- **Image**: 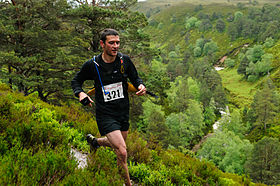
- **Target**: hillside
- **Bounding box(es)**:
[133,0,280,184]
[137,0,280,107]
[0,83,262,185]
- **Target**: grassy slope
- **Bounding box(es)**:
[219,39,280,108]
[218,68,257,108]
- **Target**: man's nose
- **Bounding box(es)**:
[113,42,119,47]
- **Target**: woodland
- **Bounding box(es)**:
[0,0,280,185]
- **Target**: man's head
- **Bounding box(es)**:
[100,28,119,43]
[100,28,120,57]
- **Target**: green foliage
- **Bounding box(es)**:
[234,11,243,21]
[219,110,249,139]
[263,37,275,48]
[225,58,235,68]
[197,130,253,175]
[0,145,77,185]
[203,98,216,127]
[165,76,190,113]
[246,80,280,140]
[0,78,257,185]
[129,149,224,185]
[0,0,151,103]
[0,0,82,102]
[194,46,202,57]
[126,131,152,164]
[238,44,274,81]
[165,100,205,149]
[199,19,212,32]
[245,137,280,185]
[185,17,200,30]
[246,45,264,63]
[203,40,219,56]
[215,18,226,33]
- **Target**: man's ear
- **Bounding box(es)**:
[100,40,104,48]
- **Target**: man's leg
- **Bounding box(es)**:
[105,130,131,186]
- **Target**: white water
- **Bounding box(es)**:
[215,67,224,71]
[213,106,229,131]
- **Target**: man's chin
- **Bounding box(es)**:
[111,51,118,56]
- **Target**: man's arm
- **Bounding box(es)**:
[125,56,146,96]
[71,61,94,105]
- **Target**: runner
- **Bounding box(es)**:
[71,28,146,186]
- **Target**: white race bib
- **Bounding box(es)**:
[103,82,124,102]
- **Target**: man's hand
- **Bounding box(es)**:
[136,84,146,96]
[78,92,94,107]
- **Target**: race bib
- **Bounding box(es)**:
[103,82,124,102]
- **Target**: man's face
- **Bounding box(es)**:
[100,35,120,57]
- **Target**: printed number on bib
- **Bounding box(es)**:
[103,82,124,102]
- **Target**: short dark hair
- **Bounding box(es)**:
[100,28,119,43]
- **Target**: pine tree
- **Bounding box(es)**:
[251,82,278,133]
[245,137,280,185]
[0,0,82,101]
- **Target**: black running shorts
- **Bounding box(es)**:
[96,115,129,136]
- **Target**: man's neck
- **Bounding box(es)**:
[102,53,116,63]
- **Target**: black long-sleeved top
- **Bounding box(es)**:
[71,53,143,118]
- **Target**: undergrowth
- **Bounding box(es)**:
[0,83,263,185]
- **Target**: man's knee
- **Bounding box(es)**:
[116,146,127,160]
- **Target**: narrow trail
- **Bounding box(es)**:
[71,148,88,169]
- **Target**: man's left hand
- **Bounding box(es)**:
[136,84,146,96]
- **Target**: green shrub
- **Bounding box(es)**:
[0,145,76,185]
[87,148,123,185]
[127,131,152,164]
[225,58,236,68]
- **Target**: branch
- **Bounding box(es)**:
[11,0,16,6]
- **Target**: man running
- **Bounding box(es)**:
[71,28,146,186]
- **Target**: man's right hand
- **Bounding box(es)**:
[79,92,93,107]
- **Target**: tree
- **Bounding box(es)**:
[165,112,188,148]
[224,58,235,68]
[263,37,274,48]
[241,19,258,39]
[0,0,80,102]
[185,17,199,30]
[199,19,212,32]
[165,100,205,149]
[245,137,280,185]
[246,45,264,63]
[250,82,278,133]
[142,100,170,148]
[227,23,239,41]
[0,0,151,102]
[218,110,249,138]
[215,19,226,33]
[195,38,206,50]
[234,11,243,22]
[255,54,273,76]
[192,59,226,108]
[185,100,205,146]
[193,47,202,57]
[203,41,218,57]
[237,55,249,77]
[165,76,191,113]
[197,130,253,175]
[248,7,262,21]
[203,98,216,128]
